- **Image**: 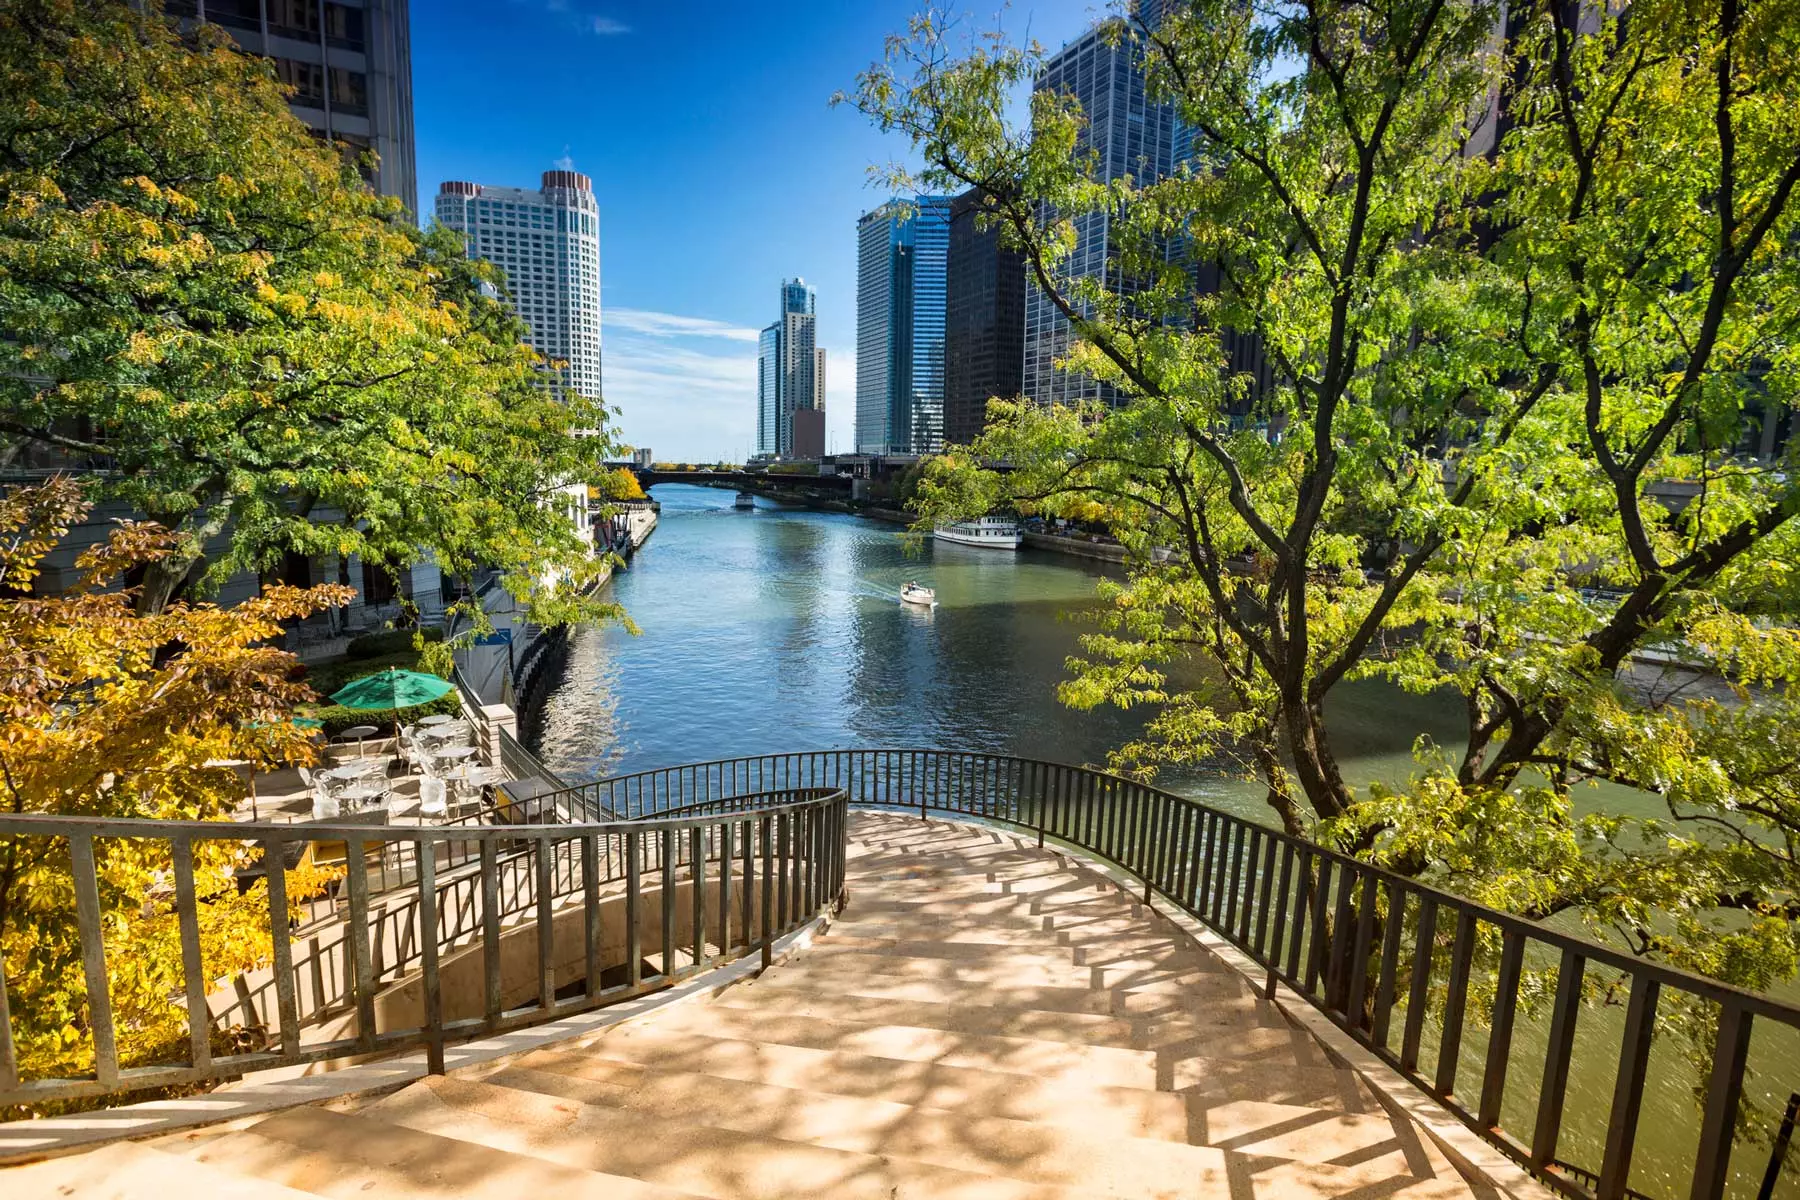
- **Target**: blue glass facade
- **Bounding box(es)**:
[855,197,952,455]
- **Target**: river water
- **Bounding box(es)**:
[533,484,1795,1200]
[535,484,1462,814]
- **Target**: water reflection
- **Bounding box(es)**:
[533,485,1463,823]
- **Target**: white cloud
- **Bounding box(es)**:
[517,0,629,36]
[603,312,757,461]
[608,308,760,343]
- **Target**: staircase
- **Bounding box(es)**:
[7,811,1481,1200]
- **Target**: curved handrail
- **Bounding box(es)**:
[522,748,1799,1200]
[0,787,848,1110]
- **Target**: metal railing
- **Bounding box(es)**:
[4,746,1796,1200]
[514,748,1796,1200]
[0,787,848,1108]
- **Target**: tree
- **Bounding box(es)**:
[591,468,648,502]
[848,0,1800,992]
[0,478,340,1109]
[0,0,617,617]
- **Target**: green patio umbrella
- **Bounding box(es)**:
[329,668,455,746]
[329,668,454,711]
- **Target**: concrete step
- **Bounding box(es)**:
[471,1061,1239,1195]
[845,892,1144,921]
[748,962,1263,1018]
[818,932,1220,973]
[181,1104,694,1200]
[4,1140,324,1200]
[790,942,1233,990]
[631,1000,1167,1088]
[714,978,1290,1047]
[514,1034,1206,1142]
[365,1073,1107,1200]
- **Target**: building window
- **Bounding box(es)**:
[330,66,368,115]
[274,57,325,107]
[206,0,263,33]
[325,2,365,49]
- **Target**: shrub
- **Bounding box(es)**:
[313,692,461,738]
[346,627,442,659]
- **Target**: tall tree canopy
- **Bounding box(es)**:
[0,0,615,614]
[0,478,340,1106]
[849,0,1800,990]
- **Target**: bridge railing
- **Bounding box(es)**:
[0,787,847,1110]
[528,748,1796,1200]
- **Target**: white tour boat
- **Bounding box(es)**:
[734,491,756,510]
[899,581,937,608]
[932,516,1023,549]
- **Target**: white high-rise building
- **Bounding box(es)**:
[434,169,603,399]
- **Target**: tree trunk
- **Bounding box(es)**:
[1281,695,1351,821]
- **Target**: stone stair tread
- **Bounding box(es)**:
[182,1104,695,1200]
[4,1140,324,1200]
[516,1034,1203,1139]
[471,1062,1239,1194]
[750,963,1263,1017]
[790,942,1234,989]
[364,1073,1115,1200]
[714,978,1290,1045]
[628,998,1169,1088]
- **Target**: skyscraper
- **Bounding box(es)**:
[944,188,1026,446]
[856,197,952,455]
[170,0,417,213]
[1022,15,1178,407]
[755,280,825,458]
[434,170,603,400]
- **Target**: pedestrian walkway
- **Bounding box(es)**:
[7,811,1482,1199]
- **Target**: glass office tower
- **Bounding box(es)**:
[1021,13,1177,408]
[755,279,823,458]
[855,197,952,455]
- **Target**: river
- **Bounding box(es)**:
[532,484,1795,1200]
[534,484,1463,815]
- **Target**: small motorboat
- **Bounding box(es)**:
[900,581,937,608]
[734,491,756,510]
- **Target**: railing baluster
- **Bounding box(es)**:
[1478,929,1527,1127]
[1274,843,1302,988]
[1224,822,1246,935]
[68,834,118,1088]
[582,834,600,1002]
[760,813,775,969]
[417,835,444,1075]
[480,837,502,1026]
[537,834,556,1008]
[1345,867,1378,1031]
[1433,911,1479,1096]
[1198,812,1219,921]
[1690,1001,1753,1200]
[691,824,706,971]
[1400,896,1438,1072]
[627,829,643,988]
[345,836,377,1051]
[740,816,754,951]
[1304,856,1335,995]
[1237,828,1260,944]
[171,834,211,1072]
[260,836,300,1055]
[720,821,735,955]
[661,825,677,980]
[1597,976,1661,1200]
[1253,832,1277,957]
[1370,881,1407,1048]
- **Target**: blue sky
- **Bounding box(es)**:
[412,0,1112,460]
